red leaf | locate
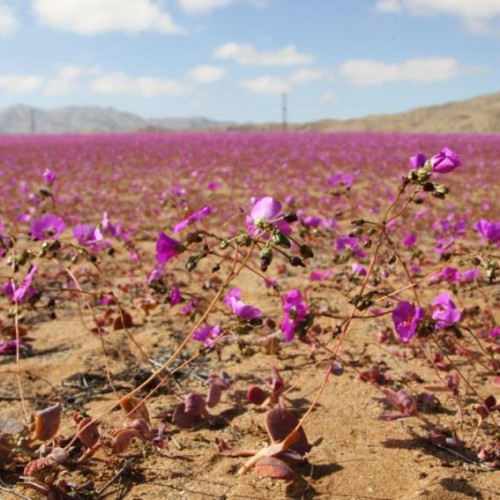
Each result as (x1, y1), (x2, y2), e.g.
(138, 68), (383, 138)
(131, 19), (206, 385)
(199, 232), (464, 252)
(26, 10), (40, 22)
(265, 408), (310, 455)
(34, 404), (62, 441)
(254, 457), (294, 480)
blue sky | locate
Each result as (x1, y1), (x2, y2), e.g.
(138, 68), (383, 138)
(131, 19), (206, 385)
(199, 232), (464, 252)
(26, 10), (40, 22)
(0, 0), (499, 122)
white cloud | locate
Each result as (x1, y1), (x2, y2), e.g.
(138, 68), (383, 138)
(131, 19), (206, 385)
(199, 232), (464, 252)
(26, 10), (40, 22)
(0, 4), (18, 36)
(178, 0), (234, 13)
(0, 74), (44, 93)
(91, 72), (190, 96)
(320, 91), (336, 102)
(178, 0), (267, 14)
(375, 0), (402, 13)
(340, 57), (460, 86)
(32, 0), (183, 35)
(289, 68), (328, 85)
(240, 76), (289, 95)
(186, 65), (226, 83)
(43, 65), (94, 95)
(213, 42), (314, 66)
(241, 67), (329, 95)
(376, 0), (500, 35)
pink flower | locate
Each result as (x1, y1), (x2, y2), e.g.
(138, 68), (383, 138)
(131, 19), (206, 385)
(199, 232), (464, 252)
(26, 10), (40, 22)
(170, 287), (182, 306)
(13, 265), (38, 304)
(193, 324), (221, 348)
(403, 233), (418, 248)
(490, 327), (500, 337)
(156, 232), (184, 265)
(246, 196), (290, 238)
(410, 153), (426, 169)
(474, 219), (500, 242)
(430, 147), (460, 174)
(392, 301), (423, 343)
(43, 168), (57, 186)
(224, 288), (261, 321)
(432, 293), (461, 330)
(281, 290), (308, 342)
(30, 214), (66, 240)
(173, 205), (212, 233)
(73, 224), (103, 247)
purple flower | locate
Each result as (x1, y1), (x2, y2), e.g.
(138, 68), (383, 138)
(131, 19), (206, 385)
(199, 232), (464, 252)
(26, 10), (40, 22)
(403, 233), (418, 248)
(0, 339), (23, 355)
(73, 224), (103, 247)
(155, 232), (184, 265)
(192, 324), (221, 348)
(101, 212), (123, 238)
(13, 265), (38, 304)
(302, 216), (322, 228)
(281, 290), (308, 342)
(224, 288), (261, 320)
(351, 263), (367, 276)
(474, 219), (500, 242)
(334, 235), (366, 259)
(246, 196), (289, 238)
(430, 147), (461, 174)
(170, 287), (182, 306)
(392, 301), (424, 343)
(432, 293), (461, 330)
(410, 153), (426, 169)
(147, 267), (165, 284)
(224, 288), (241, 306)
(461, 268), (479, 282)
(30, 214), (66, 240)
(490, 327), (500, 338)
(43, 168), (57, 186)
(173, 205), (212, 233)
(436, 267), (461, 283)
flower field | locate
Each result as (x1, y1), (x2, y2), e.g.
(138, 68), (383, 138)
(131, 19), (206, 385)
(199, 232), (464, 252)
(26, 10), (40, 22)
(0, 131), (499, 499)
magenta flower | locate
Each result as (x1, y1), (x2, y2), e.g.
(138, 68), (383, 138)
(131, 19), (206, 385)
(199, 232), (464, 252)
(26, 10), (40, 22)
(434, 267), (461, 283)
(13, 265), (38, 304)
(0, 339), (23, 355)
(224, 288), (241, 306)
(460, 268), (479, 282)
(281, 289), (308, 342)
(430, 147), (460, 174)
(246, 196), (290, 238)
(334, 235), (366, 258)
(490, 327), (500, 338)
(474, 219), (500, 242)
(43, 168), (57, 186)
(173, 205), (212, 233)
(403, 233), (418, 248)
(224, 288), (261, 320)
(73, 224), (103, 247)
(30, 214), (66, 240)
(410, 153), (426, 169)
(101, 212), (123, 238)
(351, 263), (367, 276)
(147, 267), (165, 284)
(156, 232), (184, 265)
(170, 287), (182, 306)
(392, 301), (424, 343)
(192, 324), (221, 348)
(432, 293), (461, 330)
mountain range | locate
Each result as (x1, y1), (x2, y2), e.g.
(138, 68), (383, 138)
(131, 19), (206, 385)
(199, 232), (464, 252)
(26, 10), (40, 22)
(0, 105), (234, 134)
(1, 91), (499, 134)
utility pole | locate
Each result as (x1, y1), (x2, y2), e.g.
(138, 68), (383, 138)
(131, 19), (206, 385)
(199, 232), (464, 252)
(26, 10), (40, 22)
(282, 92), (287, 132)
(30, 108), (36, 134)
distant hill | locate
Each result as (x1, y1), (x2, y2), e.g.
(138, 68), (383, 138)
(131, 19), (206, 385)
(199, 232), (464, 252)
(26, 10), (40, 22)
(232, 92), (500, 134)
(0, 105), (234, 134)
(1, 92), (500, 134)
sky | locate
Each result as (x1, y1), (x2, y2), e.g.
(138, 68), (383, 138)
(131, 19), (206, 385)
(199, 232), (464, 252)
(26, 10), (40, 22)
(0, 0), (499, 123)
